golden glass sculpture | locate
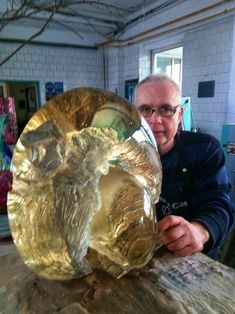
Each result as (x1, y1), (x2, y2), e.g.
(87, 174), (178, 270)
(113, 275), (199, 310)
(7, 87), (162, 280)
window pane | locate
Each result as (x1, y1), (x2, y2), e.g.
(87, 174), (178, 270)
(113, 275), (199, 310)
(152, 47), (183, 87)
(156, 56), (172, 74)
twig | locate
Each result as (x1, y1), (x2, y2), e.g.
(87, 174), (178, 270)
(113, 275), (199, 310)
(0, 1), (60, 67)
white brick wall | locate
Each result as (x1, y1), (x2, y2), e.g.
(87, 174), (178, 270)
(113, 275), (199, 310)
(105, 48), (119, 93)
(106, 15), (235, 140)
(1, 14), (235, 141)
(106, 45), (140, 100)
(227, 15), (235, 123)
(0, 43), (104, 106)
(182, 16), (234, 139)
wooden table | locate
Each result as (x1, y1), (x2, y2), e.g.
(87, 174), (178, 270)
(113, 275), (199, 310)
(0, 242), (235, 314)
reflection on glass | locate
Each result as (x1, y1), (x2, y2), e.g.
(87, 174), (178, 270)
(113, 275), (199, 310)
(8, 87), (162, 280)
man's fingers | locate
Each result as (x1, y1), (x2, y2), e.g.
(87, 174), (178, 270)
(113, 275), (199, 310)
(156, 216), (209, 256)
(174, 245), (194, 257)
(160, 226), (185, 245)
(165, 234), (190, 252)
(157, 215), (181, 233)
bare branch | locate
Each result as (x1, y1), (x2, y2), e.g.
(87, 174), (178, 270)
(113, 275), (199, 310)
(0, 1), (60, 67)
(63, 7), (106, 37)
(0, 0), (152, 67)
(41, 16), (84, 39)
(0, 0), (28, 32)
(29, 1), (134, 13)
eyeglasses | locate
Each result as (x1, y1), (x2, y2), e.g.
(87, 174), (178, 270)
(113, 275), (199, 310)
(138, 104), (180, 118)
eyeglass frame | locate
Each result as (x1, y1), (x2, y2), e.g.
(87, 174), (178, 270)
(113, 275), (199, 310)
(137, 104), (181, 118)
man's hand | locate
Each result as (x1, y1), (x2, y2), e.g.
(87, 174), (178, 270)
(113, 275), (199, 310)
(157, 215), (210, 256)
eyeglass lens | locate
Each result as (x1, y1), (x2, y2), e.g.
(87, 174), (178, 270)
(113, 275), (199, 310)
(139, 104), (179, 118)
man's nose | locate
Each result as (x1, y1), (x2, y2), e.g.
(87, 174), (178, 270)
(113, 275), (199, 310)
(149, 110), (163, 123)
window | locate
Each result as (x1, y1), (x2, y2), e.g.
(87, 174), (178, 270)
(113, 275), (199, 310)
(152, 47), (183, 87)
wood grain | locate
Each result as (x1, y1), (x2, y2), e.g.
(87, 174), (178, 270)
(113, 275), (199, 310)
(0, 243), (235, 314)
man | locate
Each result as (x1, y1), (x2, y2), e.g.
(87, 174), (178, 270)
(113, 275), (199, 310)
(134, 74), (234, 257)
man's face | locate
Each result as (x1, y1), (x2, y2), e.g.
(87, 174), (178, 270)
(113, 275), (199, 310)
(135, 81), (183, 155)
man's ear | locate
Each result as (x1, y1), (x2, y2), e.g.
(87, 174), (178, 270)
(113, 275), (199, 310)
(178, 106), (184, 121)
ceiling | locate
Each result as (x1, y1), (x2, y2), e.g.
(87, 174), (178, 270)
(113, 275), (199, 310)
(0, 0), (186, 46)
(0, 0), (235, 49)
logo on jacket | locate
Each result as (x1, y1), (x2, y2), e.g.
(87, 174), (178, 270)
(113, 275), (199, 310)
(159, 196), (188, 216)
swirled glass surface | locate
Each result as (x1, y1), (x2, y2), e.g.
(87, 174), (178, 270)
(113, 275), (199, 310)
(8, 87), (162, 280)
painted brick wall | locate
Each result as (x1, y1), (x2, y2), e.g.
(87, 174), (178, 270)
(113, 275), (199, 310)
(227, 15), (235, 123)
(105, 48), (120, 94)
(0, 43), (104, 105)
(182, 16), (235, 139)
(106, 15), (235, 140)
(106, 45), (140, 100)
(1, 16), (235, 140)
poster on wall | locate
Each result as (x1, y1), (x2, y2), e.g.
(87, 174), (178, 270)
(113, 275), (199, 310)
(125, 79), (138, 104)
(45, 82), (64, 101)
(26, 87), (37, 112)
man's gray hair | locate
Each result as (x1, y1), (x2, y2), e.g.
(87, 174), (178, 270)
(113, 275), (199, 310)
(136, 74), (181, 97)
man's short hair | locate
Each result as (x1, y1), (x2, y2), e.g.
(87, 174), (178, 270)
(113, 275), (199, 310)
(135, 74), (181, 99)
